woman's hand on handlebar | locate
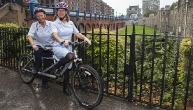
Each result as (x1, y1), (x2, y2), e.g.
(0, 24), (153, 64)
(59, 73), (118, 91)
(32, 45), (39, 51)
(84, 37), (91, 45)
(65, 40), (70, 46)
(61, 40), (69, 46)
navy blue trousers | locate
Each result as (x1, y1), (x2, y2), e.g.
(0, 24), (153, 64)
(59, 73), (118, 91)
(33, 47), (52, 85)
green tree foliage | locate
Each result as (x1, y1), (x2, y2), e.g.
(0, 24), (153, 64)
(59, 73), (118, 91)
(170, 1), (178, 10)
(144, 10), (157, 17)
(23, 2), (30, 16)
(119, 14), (125, 18)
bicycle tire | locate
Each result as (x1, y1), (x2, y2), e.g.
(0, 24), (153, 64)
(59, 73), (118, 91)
(71, 64), (103, 109)
(18, 54), (35, 84)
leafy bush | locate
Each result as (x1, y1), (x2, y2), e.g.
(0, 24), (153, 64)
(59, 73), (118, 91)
(135, 35), (179, 107)
(0, 22), (19, 28)
(0, 23), (28, 64)
(178, 38), (193, 107)
(85, 28), (129, 95)
(134, 36), (193, 109)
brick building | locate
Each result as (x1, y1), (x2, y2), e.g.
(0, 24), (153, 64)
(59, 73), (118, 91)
(38, 0), (114, 16)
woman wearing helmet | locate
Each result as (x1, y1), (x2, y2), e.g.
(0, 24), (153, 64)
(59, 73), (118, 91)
(27, 8), (54, 89)
(52, 2), (91, 96)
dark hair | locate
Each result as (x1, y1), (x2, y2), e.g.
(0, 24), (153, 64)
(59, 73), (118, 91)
(34, 8), (46, 15)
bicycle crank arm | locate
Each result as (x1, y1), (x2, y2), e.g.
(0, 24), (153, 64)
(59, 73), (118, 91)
(37, 72), (57, 79)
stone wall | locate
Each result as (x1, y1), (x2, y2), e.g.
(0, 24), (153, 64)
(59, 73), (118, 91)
(138, 0), (193, 37)
(142, 0), (160, 15)
(0, 2), (26, 26)
(0, 3), (10, 19)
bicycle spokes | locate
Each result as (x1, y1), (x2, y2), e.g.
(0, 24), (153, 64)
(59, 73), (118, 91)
(72, 65), (103, 109)
(18, 54), (35, 84)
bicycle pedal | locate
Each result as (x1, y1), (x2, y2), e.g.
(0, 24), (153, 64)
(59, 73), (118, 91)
(56, 76), (64, 82)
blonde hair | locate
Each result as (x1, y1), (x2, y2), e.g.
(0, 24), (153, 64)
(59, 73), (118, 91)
(53, 14), (70, 21)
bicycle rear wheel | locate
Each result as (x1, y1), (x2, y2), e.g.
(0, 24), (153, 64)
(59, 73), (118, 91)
(18, 54), (35, 84)
(72, 64), (103, 109)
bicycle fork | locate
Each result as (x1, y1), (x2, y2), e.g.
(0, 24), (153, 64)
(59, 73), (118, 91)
(76, 68), (91, 88)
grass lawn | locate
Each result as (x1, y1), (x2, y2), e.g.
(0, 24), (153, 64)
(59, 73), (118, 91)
(118, 25), (160, 35)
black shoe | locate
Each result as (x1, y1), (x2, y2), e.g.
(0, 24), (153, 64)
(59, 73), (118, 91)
(32, 69), (37, 74)
(42, 84), (49, 89)
(63, 89), (71, 96)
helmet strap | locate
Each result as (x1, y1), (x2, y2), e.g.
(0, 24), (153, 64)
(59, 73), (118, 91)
(59, 15), (66, 21)
(59, 17), (65, 21)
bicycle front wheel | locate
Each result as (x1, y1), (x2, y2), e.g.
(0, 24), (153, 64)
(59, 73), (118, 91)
(72, 64), (103, 109)
(18, 54), (35, 84)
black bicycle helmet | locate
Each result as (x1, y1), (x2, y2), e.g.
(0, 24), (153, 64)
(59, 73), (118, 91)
(34, 8), (46, 15)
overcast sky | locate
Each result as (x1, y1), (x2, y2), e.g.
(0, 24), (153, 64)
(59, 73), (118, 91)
(102, 0), (178, 15)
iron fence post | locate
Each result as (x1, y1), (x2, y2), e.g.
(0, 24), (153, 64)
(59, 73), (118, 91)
(184, 36), (193, 110)
(128, 23), (135, 101)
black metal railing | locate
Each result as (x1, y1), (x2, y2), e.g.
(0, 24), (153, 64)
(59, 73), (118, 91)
(0, 27), (28, 70)
(0, 24), (192, 110)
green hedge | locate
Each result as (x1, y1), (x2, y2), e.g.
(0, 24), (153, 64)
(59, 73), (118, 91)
(0, 23), (28, 64)
(86, 28), (129, 95)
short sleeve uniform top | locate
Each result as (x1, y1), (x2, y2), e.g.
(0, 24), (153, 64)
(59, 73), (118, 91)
(51, 18), (79, 59)
(52, 18), (79, 46)
(27, 20), (54, 48)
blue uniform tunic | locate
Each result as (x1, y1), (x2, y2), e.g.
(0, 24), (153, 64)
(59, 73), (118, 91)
(52, 18), (79, 59)
(27, 20), (54, 48)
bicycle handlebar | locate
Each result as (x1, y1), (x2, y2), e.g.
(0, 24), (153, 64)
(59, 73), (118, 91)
(26, 40), (92, 50)
(68, 41), (88, 48)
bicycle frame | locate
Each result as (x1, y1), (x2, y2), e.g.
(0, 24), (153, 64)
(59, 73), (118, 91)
(31, 45), (83, 79)
(19, 41), (104, 109)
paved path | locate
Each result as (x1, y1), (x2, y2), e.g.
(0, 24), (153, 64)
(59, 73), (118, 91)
(0, 67), (155, 110)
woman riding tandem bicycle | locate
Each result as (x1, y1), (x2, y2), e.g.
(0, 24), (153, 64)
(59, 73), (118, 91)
(27, 8), (53, 89)
(27, 2), (91, 96)
(51, 2), (91, 96)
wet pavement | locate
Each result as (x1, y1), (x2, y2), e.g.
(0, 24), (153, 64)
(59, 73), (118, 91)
(0, 67), (157, 110)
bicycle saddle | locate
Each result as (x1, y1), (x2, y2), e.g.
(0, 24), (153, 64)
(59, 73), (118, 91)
(44, 45), (53, 50)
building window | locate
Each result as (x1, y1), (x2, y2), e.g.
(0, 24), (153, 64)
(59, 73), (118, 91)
(162, 18), (164, 22)
(46, 0), (49, 4)
(41, 0), (44, 3)
(162, 12), (166, 15)
(51, 0), (54, 3)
